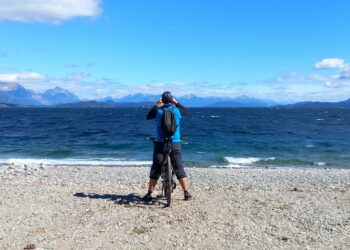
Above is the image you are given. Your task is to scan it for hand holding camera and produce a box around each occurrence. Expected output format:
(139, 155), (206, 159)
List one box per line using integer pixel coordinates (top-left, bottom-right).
(171, 97), (178, 105)
(156, 98), (163, 107)
(157, 91), (178, 107)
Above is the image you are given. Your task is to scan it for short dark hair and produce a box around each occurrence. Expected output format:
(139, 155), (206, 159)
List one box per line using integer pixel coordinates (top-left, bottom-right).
(161, 91), (173, 104)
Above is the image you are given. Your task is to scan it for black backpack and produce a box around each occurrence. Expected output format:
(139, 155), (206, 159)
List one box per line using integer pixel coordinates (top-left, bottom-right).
(160, 107), (177, 139)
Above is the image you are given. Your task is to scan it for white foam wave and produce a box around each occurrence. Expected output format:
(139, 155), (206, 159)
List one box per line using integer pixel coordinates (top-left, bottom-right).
(210, 164), (246, 168)
(211, 157), (275, 168)
(225, 157), (262, 164)
(0, 158), (152, 166)
(314, 162), (326, 166)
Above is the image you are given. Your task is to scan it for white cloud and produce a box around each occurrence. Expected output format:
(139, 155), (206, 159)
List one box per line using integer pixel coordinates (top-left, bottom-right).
(263, 72), (329, 84)
(0, 66), (17, 71)
(3, 57), (350, 103)
(324, 81), (333, 88)
(4, 72), (121, 99)
(64, 64), (78, 68)
(334, 70), (350, 80)
(314, 58), (348, 69)
(0, 0), (102, 24)
(68, 71), (91, 80)
(11, 72), (349, 102)
(107, 81), (258, 100)
(0, 72), (46, 82)
(257, 58), (350, 102)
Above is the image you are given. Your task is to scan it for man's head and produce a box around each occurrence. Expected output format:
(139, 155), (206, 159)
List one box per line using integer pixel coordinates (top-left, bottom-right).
(161, 91), (173, 104)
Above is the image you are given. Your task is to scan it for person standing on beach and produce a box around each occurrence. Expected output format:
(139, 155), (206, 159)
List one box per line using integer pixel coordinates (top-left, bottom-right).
(143, 91), (192, 201)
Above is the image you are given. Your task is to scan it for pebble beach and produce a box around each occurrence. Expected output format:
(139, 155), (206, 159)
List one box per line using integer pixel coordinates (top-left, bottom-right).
(0, 164), (349, 249)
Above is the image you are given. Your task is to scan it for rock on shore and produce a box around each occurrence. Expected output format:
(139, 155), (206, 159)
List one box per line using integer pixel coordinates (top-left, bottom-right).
(0, 164), (349, 249)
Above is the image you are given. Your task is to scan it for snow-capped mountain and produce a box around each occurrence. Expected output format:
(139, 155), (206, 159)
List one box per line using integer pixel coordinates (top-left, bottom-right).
(99, 93), (278, 107)
(42, 87), (79, 105)
(100, 93), (159, 103)
(205, 95), (278, 107)
(0, 82), (80, 106)
(0, 82), (279, 107)
(0, 82), (41, 105)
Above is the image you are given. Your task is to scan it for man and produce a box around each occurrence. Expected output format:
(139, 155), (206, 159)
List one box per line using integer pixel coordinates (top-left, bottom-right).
(144, 91), (192, 201)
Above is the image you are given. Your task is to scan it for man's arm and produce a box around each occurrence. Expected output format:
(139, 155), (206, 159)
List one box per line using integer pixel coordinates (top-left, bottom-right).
(176, 103), (190, 116)
(172, 97), (189, 116)
(146, 105), (159, 120)
(146, 98), (163, 120)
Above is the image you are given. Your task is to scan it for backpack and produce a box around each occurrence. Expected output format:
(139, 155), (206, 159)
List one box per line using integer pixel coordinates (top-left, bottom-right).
(160, 107), (177, 139)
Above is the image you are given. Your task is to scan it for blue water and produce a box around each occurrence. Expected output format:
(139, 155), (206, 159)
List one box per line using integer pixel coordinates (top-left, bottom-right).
(0, 107), (350, 168)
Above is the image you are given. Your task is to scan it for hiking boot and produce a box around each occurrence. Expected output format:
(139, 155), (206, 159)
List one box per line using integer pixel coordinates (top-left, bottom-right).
(143, 192), (153, 202)
(184, 191), (192, 200)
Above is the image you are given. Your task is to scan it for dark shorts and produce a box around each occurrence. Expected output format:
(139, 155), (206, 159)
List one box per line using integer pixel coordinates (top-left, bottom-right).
(150, 142), (187, 180)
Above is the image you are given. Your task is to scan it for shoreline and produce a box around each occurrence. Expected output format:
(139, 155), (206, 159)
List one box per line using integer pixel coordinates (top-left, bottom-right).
(1, 164), (349, 249)
(1, 159), (349, 170)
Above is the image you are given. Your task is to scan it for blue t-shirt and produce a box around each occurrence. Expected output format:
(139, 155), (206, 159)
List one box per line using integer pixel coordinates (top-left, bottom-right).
(155, 104), (182, 143)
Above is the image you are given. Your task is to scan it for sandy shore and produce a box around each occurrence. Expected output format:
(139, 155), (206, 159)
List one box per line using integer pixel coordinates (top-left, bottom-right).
(0, 164), (349, 249)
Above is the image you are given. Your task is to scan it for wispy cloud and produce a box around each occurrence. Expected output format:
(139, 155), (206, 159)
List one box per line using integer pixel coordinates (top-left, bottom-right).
(314, 58), (348, 69)
(86, 63), (95, 67)
(64, 64), (78, 68)
(336, 71), (350, 80)
(0, 66), (17, 71)
(0, 72), (46, 82)
(2, 57), (350, 103)
(0, 70), (250, 99)
(314, 58), (350, 83)
(263, 72), (329, 84)
(68, 71), (91, 80)
(121, 81), (250, 98)
(0, 0), (102, 24)
(0, 70), (121, 99)
(2, 69), (350, 103)
(264, 58), (350, 85)
(258, 58), (350, 102)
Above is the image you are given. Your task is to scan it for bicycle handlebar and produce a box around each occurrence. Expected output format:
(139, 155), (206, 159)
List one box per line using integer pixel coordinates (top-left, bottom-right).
(144, 137), (188, 145)
(144, 137), (156, 142)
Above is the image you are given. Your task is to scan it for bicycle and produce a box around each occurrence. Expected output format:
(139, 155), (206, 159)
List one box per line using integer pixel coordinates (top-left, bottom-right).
(145, 137), (176, 207)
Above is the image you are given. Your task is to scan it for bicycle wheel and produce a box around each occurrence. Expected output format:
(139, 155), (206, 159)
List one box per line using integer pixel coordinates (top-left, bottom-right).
(165, 155), (172, 207)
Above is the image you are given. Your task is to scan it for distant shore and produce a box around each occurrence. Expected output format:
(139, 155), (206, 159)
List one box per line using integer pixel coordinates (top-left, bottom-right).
(0, 164), (349, 249)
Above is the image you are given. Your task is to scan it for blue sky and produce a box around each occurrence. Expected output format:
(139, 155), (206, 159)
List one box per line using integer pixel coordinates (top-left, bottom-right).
(0, 0), (350, 102)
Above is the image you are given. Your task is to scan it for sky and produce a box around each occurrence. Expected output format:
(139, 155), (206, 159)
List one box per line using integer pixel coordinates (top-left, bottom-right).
(0, 0), (350, 102)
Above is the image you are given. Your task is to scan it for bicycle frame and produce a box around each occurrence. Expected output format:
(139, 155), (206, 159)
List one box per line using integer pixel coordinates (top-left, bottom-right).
(146, 137), (176, 207)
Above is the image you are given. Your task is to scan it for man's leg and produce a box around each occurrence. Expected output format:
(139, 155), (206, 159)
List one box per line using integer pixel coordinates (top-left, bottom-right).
(178, 177), (189, 191)
(171, 144), (192, 200)
(143, 178), (158, 202)
(179, 177), (192, 200)
(144, 143), (163, 201)
(148, 143), (164, 192)
(148, 178), (158, 192)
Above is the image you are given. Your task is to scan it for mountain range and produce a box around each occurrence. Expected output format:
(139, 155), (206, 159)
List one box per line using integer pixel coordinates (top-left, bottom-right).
(280, 99), (350, 108)
(1, 82), (350, 108)
(98, 93), (279, 107)
(0, 82), (279, 107)
(0, 82), (79, 106)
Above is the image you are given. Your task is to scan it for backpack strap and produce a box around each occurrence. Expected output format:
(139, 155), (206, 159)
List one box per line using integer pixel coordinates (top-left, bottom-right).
(160, 105), (179, 140)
